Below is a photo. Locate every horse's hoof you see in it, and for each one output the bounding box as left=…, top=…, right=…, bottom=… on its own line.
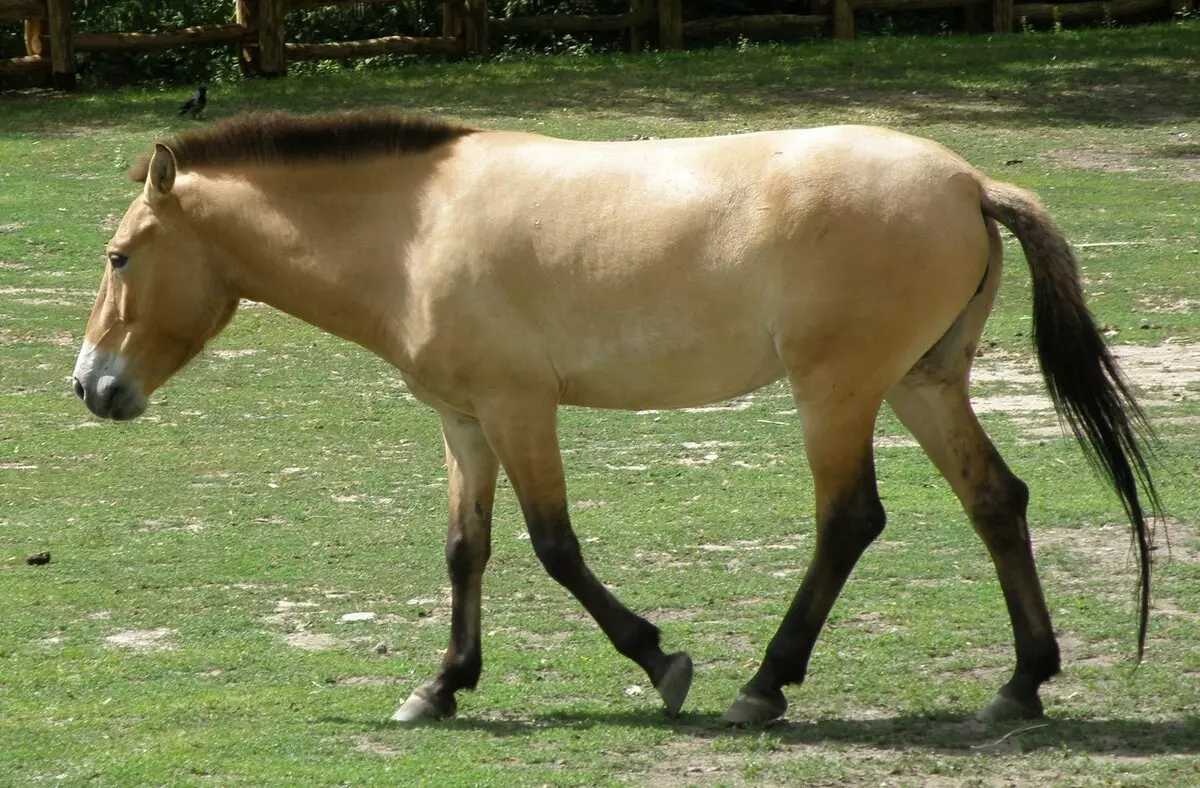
left=654, top=652, right=694, bottom=717
left=976, top=691, right=1043, bottom=723
left=723, top=689, right=787, bottom=725
left=391, top=689, right=455, bottom=723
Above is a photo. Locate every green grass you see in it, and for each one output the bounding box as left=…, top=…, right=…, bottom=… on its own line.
left=2, top=22, right=1199, bottom=786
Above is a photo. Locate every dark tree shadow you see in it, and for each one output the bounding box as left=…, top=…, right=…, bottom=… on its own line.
left=2, top=25, right=1197, bottom=134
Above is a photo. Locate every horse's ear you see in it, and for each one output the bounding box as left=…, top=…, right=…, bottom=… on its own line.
left=145, top=143, right=177, bottom=203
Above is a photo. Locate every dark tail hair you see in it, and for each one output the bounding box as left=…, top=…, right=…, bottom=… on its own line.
left=981, top=180, right=1162, bottom=660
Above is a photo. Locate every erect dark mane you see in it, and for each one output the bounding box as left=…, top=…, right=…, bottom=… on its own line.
left=128, top=110, right=478, bottom=182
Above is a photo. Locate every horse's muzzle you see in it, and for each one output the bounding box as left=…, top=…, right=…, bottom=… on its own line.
left=73, top=341, right=149, bottom=420
left=73, top=373, right=147, bottom=420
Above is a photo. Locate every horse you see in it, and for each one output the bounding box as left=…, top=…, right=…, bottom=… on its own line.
left=72, top=110, right=1160, bottom=725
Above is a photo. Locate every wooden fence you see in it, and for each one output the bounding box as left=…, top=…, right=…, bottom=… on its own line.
left=1, top=0, right=1189, bottom=89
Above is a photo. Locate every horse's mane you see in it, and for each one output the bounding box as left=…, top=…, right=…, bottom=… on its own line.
left=128, top=110, right=479, bottom=182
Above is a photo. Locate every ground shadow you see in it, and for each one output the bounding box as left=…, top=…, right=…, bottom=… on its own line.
left=319, top=709, right=1200, bottom=757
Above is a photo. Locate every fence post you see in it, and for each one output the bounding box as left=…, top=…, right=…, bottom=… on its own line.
left=464, top=0, right=487, bottom=57
left=23, top=15, right=45, bottom=57
left=629, top=0, right=654, bottom=52
left=833, top=0, right=854, bottom=39
left=962, top=1, right=983, bottom=32
left=236, top=0, right=261, bottom=76
left=45, top=0, right=74, bottom=89
left=443, top=0, right=464, bottom=38
left=992, top=0, right=1014, bottom=31
left=259, top=0, right=286, bottom=75
left=659, top=0, right=682, bottom=49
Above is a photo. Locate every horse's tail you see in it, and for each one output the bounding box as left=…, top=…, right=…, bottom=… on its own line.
left=980, top=179, right=1162, bottom=661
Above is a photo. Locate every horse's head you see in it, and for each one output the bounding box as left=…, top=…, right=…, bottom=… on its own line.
left=73, top=144, right=238, bottom=420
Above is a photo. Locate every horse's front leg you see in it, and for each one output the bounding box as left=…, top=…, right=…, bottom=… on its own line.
left=481, top=399, right=693, bottom=717
left=393, top=413, right=499, bottom=722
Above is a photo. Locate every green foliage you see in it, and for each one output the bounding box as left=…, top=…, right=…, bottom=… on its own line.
left=70, top=0, right=237, bottom=85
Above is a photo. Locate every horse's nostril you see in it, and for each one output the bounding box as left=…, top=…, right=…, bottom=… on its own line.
left=72, top=376, right=85, bottom=400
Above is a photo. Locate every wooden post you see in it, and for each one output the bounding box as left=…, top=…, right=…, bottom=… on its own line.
left=963, top=1, right=984, bottom=32
left=45, top=0, right=73, bottom=90
left=832, top=0, right=854, bottom=39
left=463, top=0, right=487, bottom=57
left=23, top=16, right=46, bottom=57
left=236, top=0, right=261, bottom=76
left=443, top=0, right=464, bottom=38
left=259, top=0, right=286, bottom=76
left=659, top=0, right=682, bottom=50
left=629, top=0, right=653, bottom=52
left=992, top=0, right=1014, bottom=31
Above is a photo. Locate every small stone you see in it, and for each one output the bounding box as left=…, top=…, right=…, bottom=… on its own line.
left=373, top=642, right=388, bottom=655
left=26, top=552, right=50, bottom=566
left=341, top=612, right=376, bottom=622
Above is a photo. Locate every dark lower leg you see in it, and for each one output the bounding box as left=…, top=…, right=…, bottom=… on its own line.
left=416, top=522, right=491, bottom=712
left=741, top=454, right=885, bottom=708
left=525, top=504, right=676, bottom=686
left=400, top=416, right=498, bottom=720
left=971, top=462, right=1060, bottom=714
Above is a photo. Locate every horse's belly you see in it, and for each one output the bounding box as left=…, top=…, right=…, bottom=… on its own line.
left=555, top=339, right=787, bottom=411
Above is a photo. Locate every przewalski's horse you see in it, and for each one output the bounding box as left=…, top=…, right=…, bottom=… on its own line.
left=73, top=111, right=1160, bottom=725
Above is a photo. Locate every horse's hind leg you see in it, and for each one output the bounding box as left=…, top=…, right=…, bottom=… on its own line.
left=726, top=398, right=886, bottom=724
left=887, top=365, right=1060, bottom=722
left=480, top=400, right=693, bottom=716
left=394, top=413, right=499, bottom=722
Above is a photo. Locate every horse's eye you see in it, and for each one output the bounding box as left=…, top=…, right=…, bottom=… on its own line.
left=108, top=252, right=129, bottom=270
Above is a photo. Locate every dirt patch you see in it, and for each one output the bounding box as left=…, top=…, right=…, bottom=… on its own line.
left=1136, top=295, right=1199, bottom=315
left=648, top=607, right=707, bottom=622
left=336, top=676, right=404, bottom=686
left=973, top=343, right=1200, bottom=395
left=1033, top=523, right=1134, bottom=576
left=262, top=598, right=323, bottom=625
left=1035, top=517, right=1197, bottom=575
left=1042, top=139, right=1200, bottom=181
left=961, top=344, right=1200, bottom=446
left=105, top=628, right=176, bottom=652
left=353, top=734, right=405, bottom=757
left=210, top=349, right=262, bottom=359
left=624, top=738, right=789, bottom=787
left=831, top=610, right=903, bottom=637
left=1152, top=597, right=1200, bottom=623
left=283, top=632, right=339, bottom=651
left=0, top=328, right=76, bottom=348
left=973, top=394, right=1054, bottom=414
left=1044, top=148, right=1141, bottom=174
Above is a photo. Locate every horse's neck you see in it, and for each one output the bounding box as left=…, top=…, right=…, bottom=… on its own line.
left=196, top=175, right=410, bottom=366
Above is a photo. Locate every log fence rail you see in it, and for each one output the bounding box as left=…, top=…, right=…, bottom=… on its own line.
left=1, top=0, right=1187, bottom=89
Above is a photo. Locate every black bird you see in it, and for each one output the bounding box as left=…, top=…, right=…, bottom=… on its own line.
left=179, top=86, right=207, bottom=119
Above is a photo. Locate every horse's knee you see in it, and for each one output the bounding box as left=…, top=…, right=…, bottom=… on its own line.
left=446, top=530, right=490, bottom=584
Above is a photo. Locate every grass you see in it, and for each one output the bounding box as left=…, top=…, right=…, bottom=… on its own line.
left=2, top=21, right=1199, bottom=786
